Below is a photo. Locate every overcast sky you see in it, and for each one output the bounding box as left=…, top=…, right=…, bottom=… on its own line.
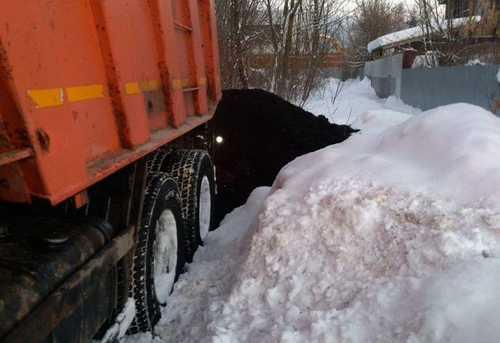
left=345, top=0, right=417, bottom=12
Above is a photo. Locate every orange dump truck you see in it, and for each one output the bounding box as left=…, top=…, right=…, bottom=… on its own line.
left=0, top=1, right=222, bottom=342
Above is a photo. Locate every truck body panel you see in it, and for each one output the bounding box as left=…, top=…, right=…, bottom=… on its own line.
left=0, top=0, right=221, bottom=205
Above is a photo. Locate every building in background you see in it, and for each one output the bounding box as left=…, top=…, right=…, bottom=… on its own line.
left=368, top=0, right=500, bottom=66
left=440, top=0, right=499, bottom=36
left=367, top=17, right=481, bottom=63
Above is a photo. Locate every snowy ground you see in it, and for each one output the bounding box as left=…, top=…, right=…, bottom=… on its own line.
left=303, top=78, right=420, bottom=127
left=126, top=79, right=500, bottom=342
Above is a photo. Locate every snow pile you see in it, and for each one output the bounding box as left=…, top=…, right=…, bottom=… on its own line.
left=367, top=17, right=480, bottom=53
left=196, top=103, right=500, bottom=342
left=284, top=103, right=500, bottom=209
left=350, top=109, right=415, bottom=134
left=305, top=78, right=419, bottom=127
left=208, top=182, right=500, bottom=342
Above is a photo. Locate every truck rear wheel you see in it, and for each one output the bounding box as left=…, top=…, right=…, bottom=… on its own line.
left=162, top=150, right=216, bottom=261
left=128, top=173, right=186, bottom=333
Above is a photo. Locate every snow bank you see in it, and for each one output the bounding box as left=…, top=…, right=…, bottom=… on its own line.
left=210, top=182, right=500, bottom=342
left=202, top=103, right=500, bottom=342
left=304, top=78, right=419, bottom=127
left=283, top=103, right=500, bottom=209
left=367, top=17, right=480, bottom=53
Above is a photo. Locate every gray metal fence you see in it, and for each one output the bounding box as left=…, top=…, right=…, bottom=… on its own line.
left=364, top=55, right=500, bottom=114
left=401, top=65, right=500, bottom=113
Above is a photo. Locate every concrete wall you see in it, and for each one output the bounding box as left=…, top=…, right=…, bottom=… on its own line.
left=401, top=65, right=500, bottom=113
left=364, top=54, right=403, bottom=98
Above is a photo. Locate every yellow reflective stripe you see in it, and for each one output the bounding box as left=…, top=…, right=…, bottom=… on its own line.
left=172, top=79, right=183, bottom=90
left=28, top=79, right=168, bottom=108
left=126, top=80, right=162, bottom=95
left=172, top=78, right=194, bottom=90
left=139, top=80, right=161, bottom=92
left=27, top=88, right=64, bottom=108
left=66, top=84, right=104, bottom=102
left=28, top=84, right=105, bottom=108
left=125, top=82, right=141, bottom=95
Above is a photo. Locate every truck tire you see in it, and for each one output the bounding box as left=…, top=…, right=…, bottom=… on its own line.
left=128, top=173, right=186, bottom=333
left=146, top=148, right=171, bottom=175
left=162, top=150, right=216, bottom=261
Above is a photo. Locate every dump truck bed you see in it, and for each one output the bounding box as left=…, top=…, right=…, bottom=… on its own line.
left=0, top=0, right=221, bottom=205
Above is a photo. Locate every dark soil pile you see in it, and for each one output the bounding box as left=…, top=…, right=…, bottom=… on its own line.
left=212, top=88, right=358, bottom=225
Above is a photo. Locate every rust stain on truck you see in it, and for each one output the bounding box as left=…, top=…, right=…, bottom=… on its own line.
left=0, top=44, right=13, bottom=81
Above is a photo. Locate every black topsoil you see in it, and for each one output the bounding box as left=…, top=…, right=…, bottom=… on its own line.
left=212, top=88, right=358, bottom=225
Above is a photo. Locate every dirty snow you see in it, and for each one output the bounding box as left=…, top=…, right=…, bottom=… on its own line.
left=126, top=80, right=500, bottom=343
